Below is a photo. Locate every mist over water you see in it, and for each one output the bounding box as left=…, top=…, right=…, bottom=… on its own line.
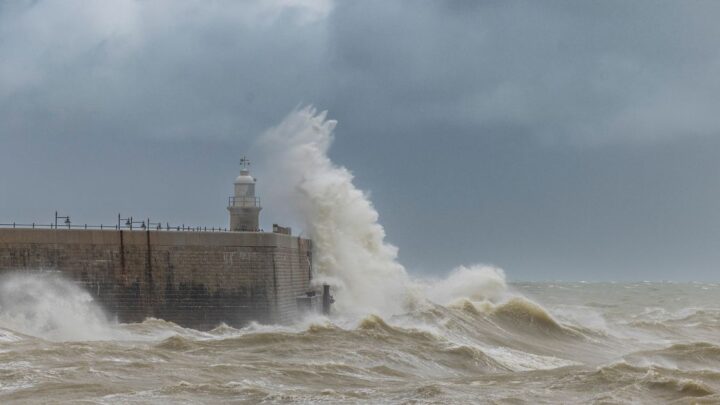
left=1, top=109, right=719, bottom=403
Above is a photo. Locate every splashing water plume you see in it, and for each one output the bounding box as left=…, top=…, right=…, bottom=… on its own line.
left=257, top=107, right=411, bottom=314
left=0, top=272, right=119, bottom=341
left=257, top=107, right=509, bottom=315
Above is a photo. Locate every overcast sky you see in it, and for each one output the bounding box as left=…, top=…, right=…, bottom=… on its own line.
left=1, top=0, right=720, bottom=281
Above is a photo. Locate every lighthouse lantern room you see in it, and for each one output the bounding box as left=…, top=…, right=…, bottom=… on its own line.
left=228, top=156, right=262, bottom=231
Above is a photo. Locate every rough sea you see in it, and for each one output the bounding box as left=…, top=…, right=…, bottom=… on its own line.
left=1, top=278, right=719, bottom=404
left=3, top=109, right=717, bottom=404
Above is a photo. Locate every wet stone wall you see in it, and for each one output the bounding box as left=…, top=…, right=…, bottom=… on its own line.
left=0, top=229, right=313, bottom=329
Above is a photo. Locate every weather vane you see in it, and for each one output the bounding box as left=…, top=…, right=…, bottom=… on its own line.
left=240, top=156, right=251, bottom=169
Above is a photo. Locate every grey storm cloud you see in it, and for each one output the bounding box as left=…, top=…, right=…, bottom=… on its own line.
left=326, top=1, right=720, bottom=143
left=0, top=0, right=332, bottom=140
left=2, top=0, right=720, bottom=144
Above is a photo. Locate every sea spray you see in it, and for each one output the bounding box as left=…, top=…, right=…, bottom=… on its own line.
left=423, top=264, right=508, bottom=305
left=0, top=272, right=119, bottom=341
left=256, top=107, right=512, bottom=314
left=256, top=107, right=411, bottom=315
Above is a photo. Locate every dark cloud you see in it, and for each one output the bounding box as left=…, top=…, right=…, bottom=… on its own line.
left=0, top=0, right=330, bottom=140
left=3, top=1, right=719, bottom=143
left=325, top=1, right=720, bottom=143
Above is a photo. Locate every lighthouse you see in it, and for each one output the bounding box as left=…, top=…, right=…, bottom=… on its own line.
left=228, top=156, right=262, bottom=231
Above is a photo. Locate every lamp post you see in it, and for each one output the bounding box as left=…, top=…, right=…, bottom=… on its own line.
left=145, top=218, right=162, bottom=230
left=118, top=214, right=132, bottom=230
left=55, top=211, right=71, bottom=229
left=120, top=214, right=146, bottom=230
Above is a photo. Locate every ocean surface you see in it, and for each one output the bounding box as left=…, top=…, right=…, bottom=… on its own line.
left=1, top=279, right=718, bottom=404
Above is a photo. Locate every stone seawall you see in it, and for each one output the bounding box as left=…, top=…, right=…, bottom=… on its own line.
left=0, top=229, right=313, bottom=329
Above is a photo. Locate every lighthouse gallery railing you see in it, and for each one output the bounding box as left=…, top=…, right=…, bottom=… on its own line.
left=228, top=196, right=260, bottom=207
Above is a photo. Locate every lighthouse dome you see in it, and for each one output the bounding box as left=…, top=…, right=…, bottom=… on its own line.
left=234, top=169, right=255, bottom=184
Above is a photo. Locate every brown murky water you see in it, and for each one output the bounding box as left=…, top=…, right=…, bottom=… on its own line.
left=1, top=276, right=719, bottom=404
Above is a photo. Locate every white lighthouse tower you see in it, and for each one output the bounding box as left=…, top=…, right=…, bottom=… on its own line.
left=228, top=156, right=262, bottom=231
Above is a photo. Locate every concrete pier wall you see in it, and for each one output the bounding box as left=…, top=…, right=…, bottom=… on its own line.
left=0, top=229, right=313, bottom=329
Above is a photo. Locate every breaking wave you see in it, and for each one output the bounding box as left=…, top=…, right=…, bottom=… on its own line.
left=1, top=277, right=719, bottom=403
left=257, top=107, right=513, bottom=316
left=4, top=280, right=718, bottom=403
left=0, top=272, right=120, bottom=341
left=256, top=107, right=411, bottom=315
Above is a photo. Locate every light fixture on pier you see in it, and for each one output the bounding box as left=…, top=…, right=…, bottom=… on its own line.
left=55, top=211, right=71, bottom=229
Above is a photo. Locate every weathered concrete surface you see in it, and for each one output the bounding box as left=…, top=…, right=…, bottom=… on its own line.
left=0, top=229, right=313, bottom=329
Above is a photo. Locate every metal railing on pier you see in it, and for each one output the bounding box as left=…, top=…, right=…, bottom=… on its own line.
left=0, top=222, right=229, bottom=232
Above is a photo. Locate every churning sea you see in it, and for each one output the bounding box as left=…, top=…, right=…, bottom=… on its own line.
left=0, top=277, right=718, bottom=404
